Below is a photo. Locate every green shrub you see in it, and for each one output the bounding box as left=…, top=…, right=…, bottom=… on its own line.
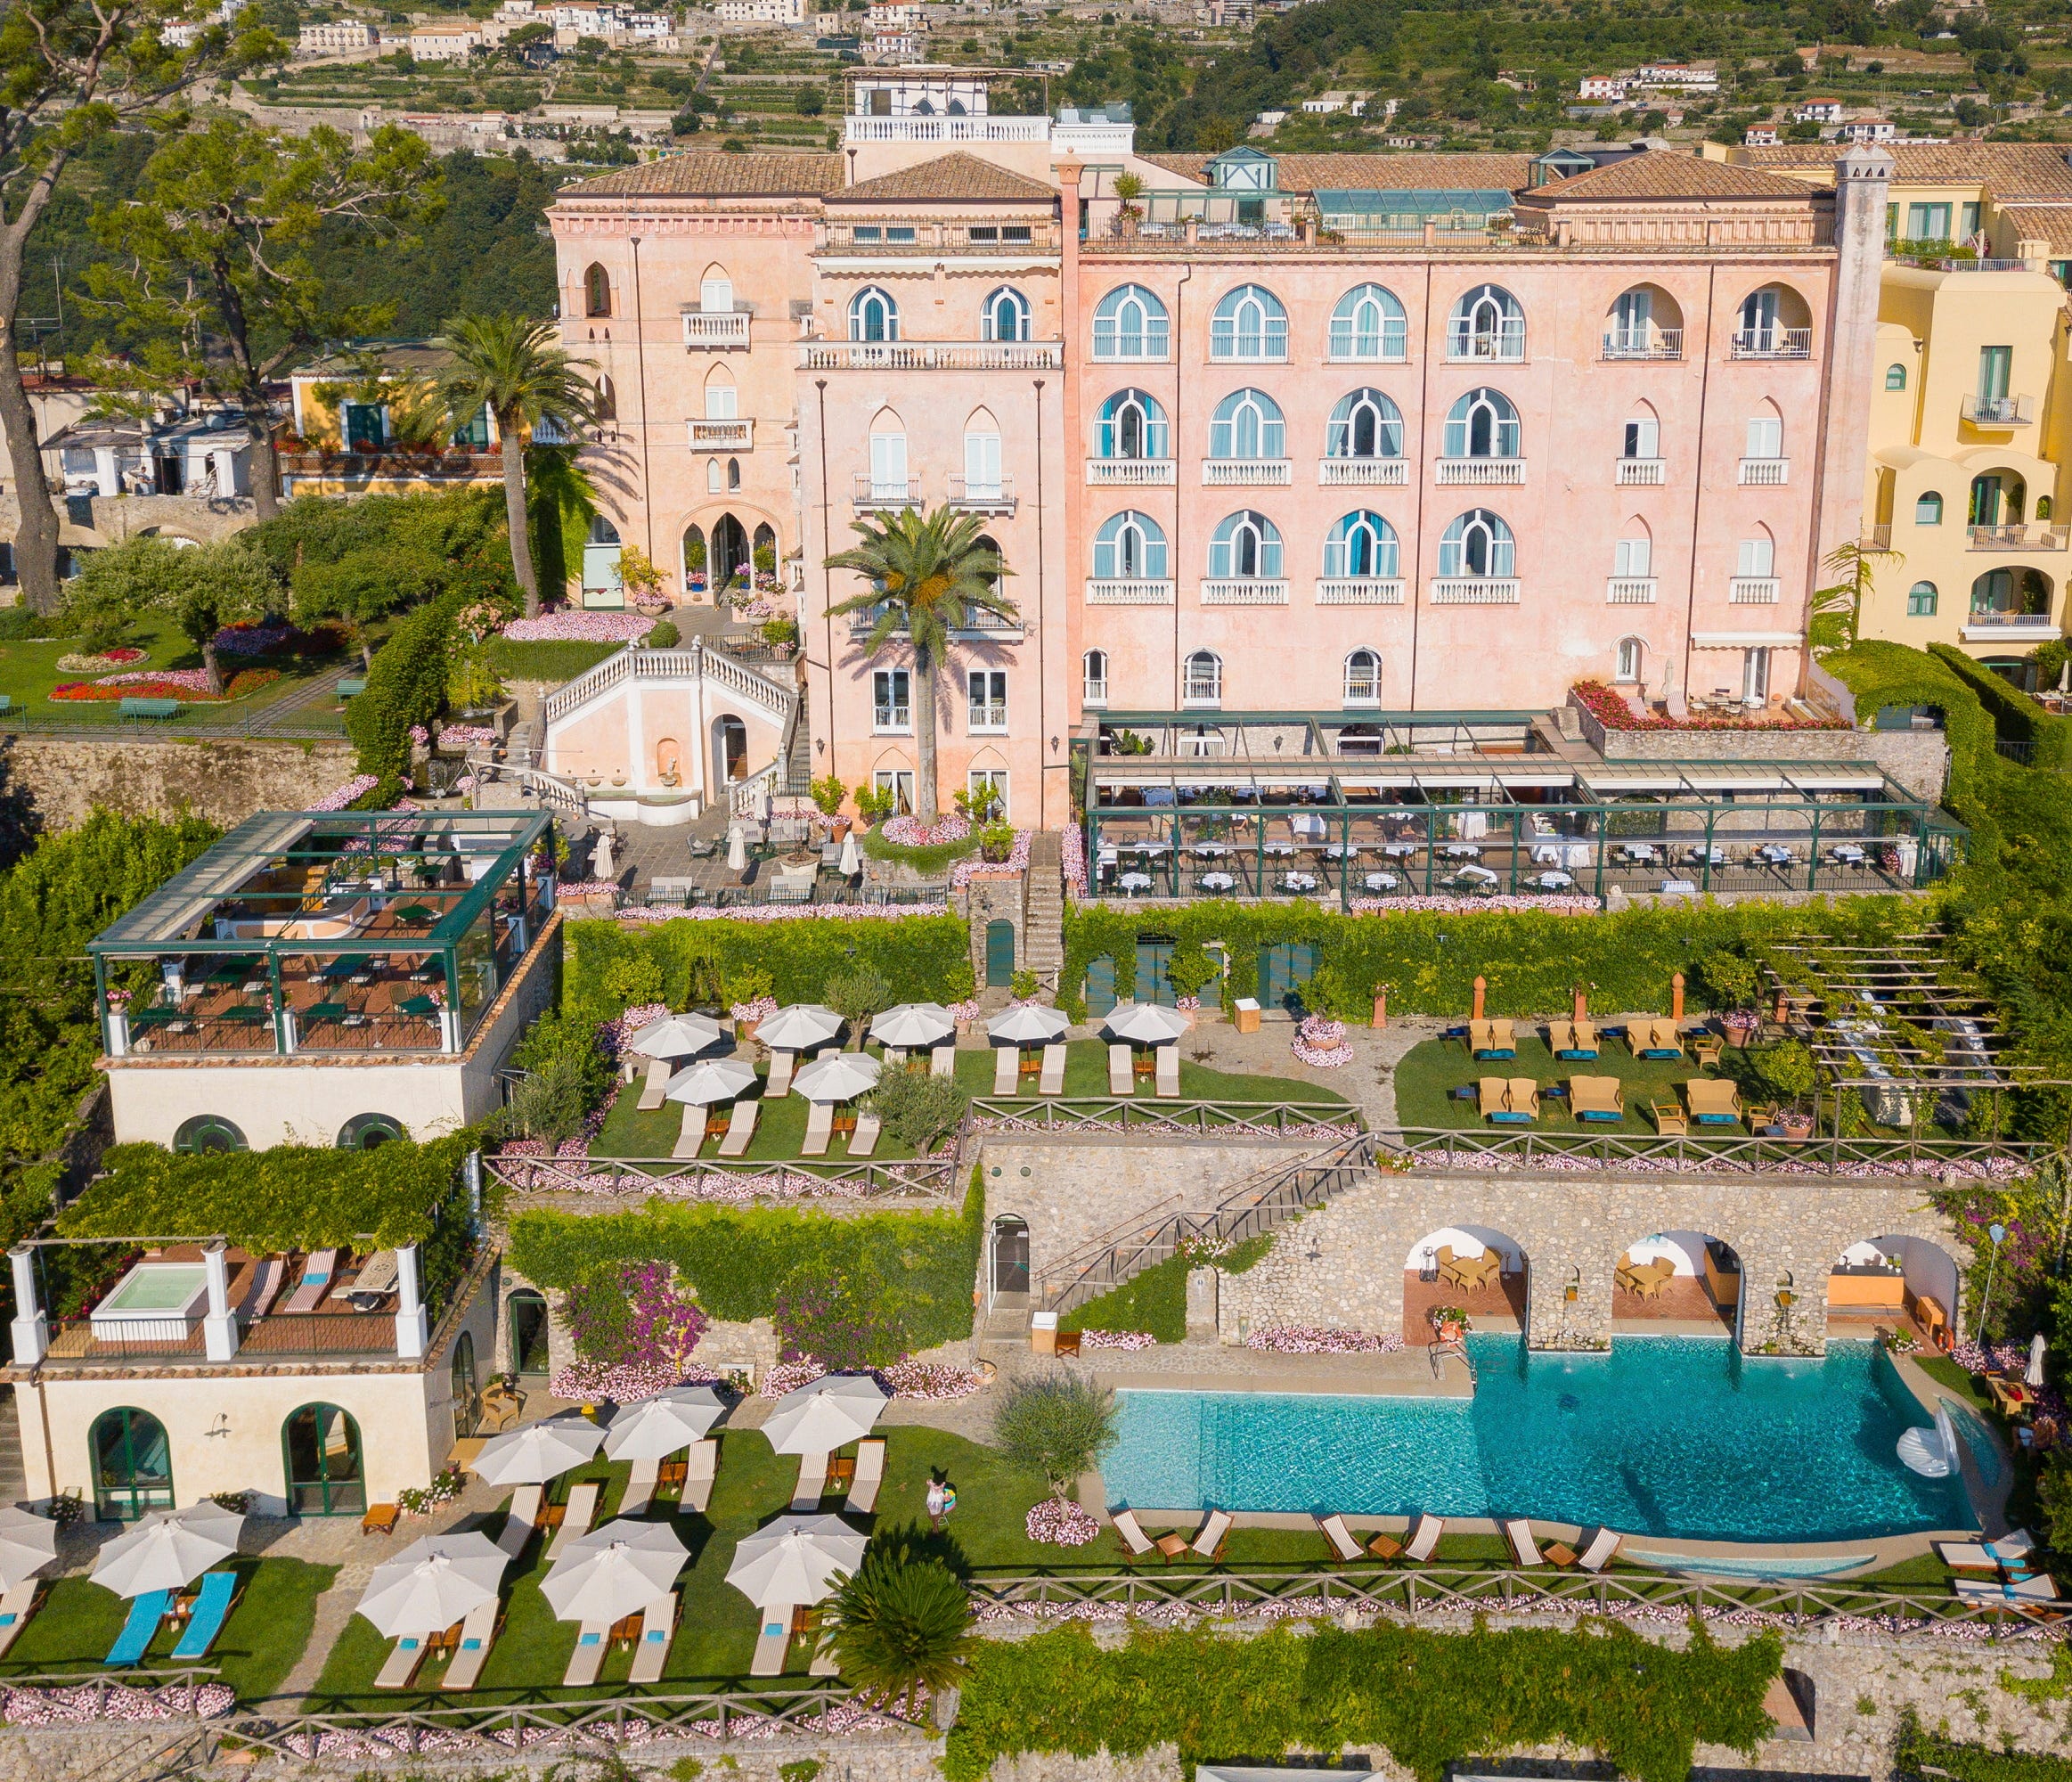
left=1897, top=1710, right=2072, bottom=1782
left=496, top=1047, right=594, bottom=1147
left=824, top=964, right=893, bottom=1024
left=809, top=774, right=847, bottom=816
left=647, top=617, right=681, bottom=649
left=1929, top=643, right=2072, bottom=769
left=991, top=1374, right=1117, bottom=1497
left=869, top=1068, right=967, bottom=1152
left=860, top=826, right=978, bottom=877
left=347, top=590, right=468, bottom=794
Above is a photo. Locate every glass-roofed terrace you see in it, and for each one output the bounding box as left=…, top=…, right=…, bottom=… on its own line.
left=88, top=809, right=554, bottom=1059
left=1082, top=713, right=1962, bottom=907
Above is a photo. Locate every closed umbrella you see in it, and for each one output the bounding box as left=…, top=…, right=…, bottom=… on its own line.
left=724, top=1514, right=868, bottom=1610
left=757, top=1004, right=844, bottom=1052
left=471, top=1412, right=606, bottom=1485
left=987, top=1003, right=1069, bottom=1046
left=0, top=1508, right=56, bottom=1593
left=838, top=830, right=861, bottom=877
left=726, top=825, right=746, bottom=872
left=628, top=1013, right=724, bottom=1061
left=1101, top=1001, right=1191, bottom=1046
left=663, top=1056, right=759, bottom=1106
left=761, top=1373, right=888, bottom=1454
left=604, top=1385, right=730, bottom=1460
left=356, top=1533, right=507, bottom=1637
left=542, top=1519, right=687, bottom=1623
left=2030, top=1333, right=2049, bottom=1389
left=92, top=1502, right=243, bottom=1598
left=794, top=1051, right=882, bottom=1104
left=870, top=1002, right=955, bottom=1050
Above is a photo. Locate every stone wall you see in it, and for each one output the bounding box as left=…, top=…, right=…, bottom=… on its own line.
left=0, top=734, right=358, bottom=830
left=961, top=871, right=1026, bottom=986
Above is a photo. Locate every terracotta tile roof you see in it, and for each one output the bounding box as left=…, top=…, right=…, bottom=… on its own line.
left=829, top=151, right=1056, bottom=203
left=1523, top=152, right=1818, bottom=202
left=1735, top=142, right=2072, bottom=196
left=556, top=152, right=845, bottom=198
left=1136, top=151, right=1537, bottom=192
left=1994, top=202, right=2072, bottom=253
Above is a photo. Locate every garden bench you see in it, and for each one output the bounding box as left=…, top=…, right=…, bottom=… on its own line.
left=118, top=697, right=182, bottom=722
left=335, top=677, right=366, bottom=698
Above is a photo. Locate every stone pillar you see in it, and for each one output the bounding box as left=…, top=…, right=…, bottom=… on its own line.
left=202, top=1241, right=240, bottom=1362
left=395, top=1243, right=429, bottom=1361
left=8, top=1247, right=45, bottom=1367
left=1186, top=1266, right=1220, bottom=1342
left=1732, top=1237, right=1831, bottom=1356
left=1811, top=145, right=1895, bottom=599
left=1524, top=1247, right=1612, bottom=1352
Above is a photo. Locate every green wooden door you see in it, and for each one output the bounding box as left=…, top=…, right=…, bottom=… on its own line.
left=1259, top=941, right=1319, bottom=1014
left=984, top=920, right=1016, bottom=987
left=1083, top=956, right=1118, bottom=1017
left=1134, top=937, right=1177, bottom=1006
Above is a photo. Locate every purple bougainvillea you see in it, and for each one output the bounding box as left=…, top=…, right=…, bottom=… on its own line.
left=566, top=1260, right=709, bottom=1370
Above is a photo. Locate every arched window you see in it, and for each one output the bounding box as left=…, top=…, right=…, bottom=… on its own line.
left=699, top=265, right=733, bottom=314
left=868, top=408, right=908, bottom=503
left=1908, top=580, right=1939, bottom=617
left=175, top=1115, right=246, bottom=1155
left=1324, top=511, right=1399, bottom=578
left=1093, top=510, right=1167, bottom=579
left=1083, top=649, right=1109, bottom=706
left=1745, top=407, right=1783, bottom=461
left=584, top=262, right=610, bottom=317
left=850, top=286, right=899, bottom=342
left=337, top=1113, right=404, bottom=1150
left=1326, top=389, right=1403, bottom=459
left=727, top=457, right=741, bottom=491
left=1737, top=531, right=1776, bottom=578
left=452, top=1330, right=480, bottom=1439
left=1209, top=283, right=1288, bottom=360
left=1733, top=283, right=1810, bottom=355
left=1970, top=471, right=2024, bottom=527
left=703, top=367, right=737, bottom=420
left=1438, top=509, right=1515, bottom=578
left=1886, top=362, right=1909, bottom=391
left=962, top=406, right=1003, bottom=502
left=1183, top=650, right=1223, bottom=705
left=1208, top=388, right=1285, bottom=461
left=1092, top=284, right=1169, bottom=359
left=507, top=1287, right=551, bottom=1377
left=981, top=286, right=1031, bottom=342
left=1096, top=388, right=1168, bottom=460
left=1343, top=648, right=1382, bottom=705
left=91, top=1407, right=173, bottom=1520
left=1207, top=510, right=1282, bottom=579
left=1917, top=491, right=1944, bottom=525
left=1442, top=388, right=1521, bottom=460
left=1447, top=283, right=1524, bottom=361
left=1615, top=636, right=1644, bottom=683
left=594, top=374, right=616, bottom=422
left=1328, top=283, right=1407, bottom=360
left=283, top=1403, right=365, bottom=1516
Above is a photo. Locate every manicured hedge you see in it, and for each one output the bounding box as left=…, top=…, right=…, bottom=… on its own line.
left=347, top=590, right=467, bottom=797
left=946, top=1619, right=1782, bottom=1782
left=1929, top=643, right=2072, bottom=770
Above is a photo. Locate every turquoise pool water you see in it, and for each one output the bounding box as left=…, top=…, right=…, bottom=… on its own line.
left=1105, top=1336, right=1975, bottom=1543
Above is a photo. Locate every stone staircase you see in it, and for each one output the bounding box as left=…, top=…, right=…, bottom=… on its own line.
left=781, top=698, right=812, bottom=797
left=1024, top=829, right=1065, bottom=985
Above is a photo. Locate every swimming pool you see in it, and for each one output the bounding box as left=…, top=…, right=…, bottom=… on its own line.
left=1105, top=1336, right=1975, bottom=1544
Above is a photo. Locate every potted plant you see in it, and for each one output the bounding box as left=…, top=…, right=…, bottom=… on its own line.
left=1113, top=172, right=1144, bottom=233
left=1721, top=1008, right=1760, bottom=1047
left=1430, top=1305, right=1470, bottom=1344
left=1758, top=1040, right=1818, bottom=1140
left=684, top=532, right=707, bottom=594
left=811, top=773, right=850, bottom=836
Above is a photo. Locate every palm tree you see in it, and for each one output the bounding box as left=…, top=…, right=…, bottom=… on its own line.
left=437, top=314, right=598, bottom=617
left=820, top=1546, right=977, bottom=1717
left=825, top=507, right=1016, bottom=822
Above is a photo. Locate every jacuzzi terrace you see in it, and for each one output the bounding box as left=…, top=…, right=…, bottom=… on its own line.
left=87, top=810, right=555, bottom=1059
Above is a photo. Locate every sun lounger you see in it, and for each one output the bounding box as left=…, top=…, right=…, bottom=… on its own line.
left=1577, top=1527, right=1624, bottom=1573
left=169, top=1569, right=238, bottom=1661
left=548, top=1481, right=600, bottom=1559
left=751, top=1607, right=792, bottom=1676
left=1955, top=1572, right=2064, bottom=1611
left=622, top=1456, right=661, bottom=1516
left=1650, top=1099, right=1688, bottom=1138
left=1470, top=1018, right=1516, bottom=1059
left=809, top=1614, right=840, bottom=1676
left=1191, top=1508, right=1233, bottom=1560
left=1040, top=1042, right=1066, bottom=1094
left=636, top=1056, right=673, bottom=1111
left=802, top=1101, right=833, bottom=1157
left=1112, top=1508, right=1159, bottom=1557
left=281, top=1248, right=339, bottom=1314
left=1939, top=1529, right=2039, bottom=1572
left=564, top=1621, right=611, bottom=1688
left=767, top=1050, right=795, bottom=1097
left=791, top=1451, right=830, bottom=1510
left=681, top=1437, right=717, bottom=1513
left=104, top=1589, right=170, bottom=1666
left=1317, top=1513, right=1366, bottom=1563
left=846, top=1436, right=885, bottom=1513
left=994, top=1048, right=1019, bottom=1094
left=496, top=1484, right=543, bottom=1557
left=629, top=1591, right=675, bottom=1684
left=1155, top=1046, right=1179, bottom=1098
left=1638, top=1018, right=1682, bottom=1059
left=1403, top=1514, right=1443, bottom=1561
left=672, top=1104, right=706, bottom=1159
left=717, top=1098, right=759, bottom=1157
left=847, top=1112, right=880, bottom=1157
left=1502, top=1518, right=1544, bottom=1566
left=882, top=1045, right=907, bottom=1071
left=0, top=1582, right=37, bottom=1658
left=238, top=1256, right=285, bottom=1320
left=442, top=1598, right=498, bottom=1690
left=1570, top=1075, right=1624, bottom=1123
left=931, top=1042, right=955, bottom=1078
left=375, top=1629, right=431, bottom=1689
left=1109, top=1042, right=1134, bottom=1096
left=1685, top=1077, right=1742, bottom=1125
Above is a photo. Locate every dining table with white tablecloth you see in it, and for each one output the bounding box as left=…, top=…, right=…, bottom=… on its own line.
left=1362, top=871, right=1399, bottom=893
left=1118, top=871, right=1152, bottom=894
left=1199, top=871, right=1236, bottom=894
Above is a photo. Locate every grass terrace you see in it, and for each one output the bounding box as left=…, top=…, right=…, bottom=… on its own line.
left=1395, top=1029, right=1757, bottom=1137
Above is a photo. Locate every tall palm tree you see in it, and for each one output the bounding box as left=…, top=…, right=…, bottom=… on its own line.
left=438, top=313, right=598, bottom=617
left=826, top=507, right=1016, bottom=822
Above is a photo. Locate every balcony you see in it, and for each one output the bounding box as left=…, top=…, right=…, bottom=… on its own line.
left=1963, top=610, right=2061, bottom=642
left=1203, top=459, right=1291, bottom=486
left=820, top=219, right=1057, bottom=254
left=842, top=114, right=1051, bottom=144
left=1086, top=579, right=1174, bottom=605
left=1319, top=458, right=1408, bottom=486
left=801, top=341, right=1063, bottom=372
left=852, top=475, right=920, bottom=511
left=1606, top=577, right=1659, bottom=604
left=948, top=475, right=1016, bottom=514
left=1616, top=458, right=1666, bottom=486
left=1738, top=458, right=1790, bottom=486
left=1087, top=458, right=1175, bottom=486
left=1729, top=328, right=1812, bottom=359
left=1969, top=523, right=2070, bottom=552
left=1429, top=578, right=1520, bottom=604
left=1316, top=577, right=1405, bottom=604
left=1602, top=329, right=1683, bottom=361
left=1962, top=393, right=2034, bottom=429
left=1729, top=577, right=1781, bottom=604
left=682, top=310, right=751, bottom=349
left=1444, top=324, right=1526, bottom=364
left=1201, top=578, right=1289, bottom=605
left=688, top=419, right=754, bottom=451
left=1436, top=457, right=1525, bottom=486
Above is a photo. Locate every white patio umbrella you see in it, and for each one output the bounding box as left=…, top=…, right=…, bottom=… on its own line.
left=0, top=1508, right=56, bottom=1593
left=593, top=830, right=616, bottom=884
left=987, top=1003, right=1069, bottom=1046
left=761, top=1373, right=889, bottom=1454
left=757, top=1003, right=844, bottom=1052
left=837, top=830, right=862, bottom=877
left=870, top=1002, right=955, bottom=1050
left=471, top=1411, right=607, bottom=1485
left=726, top=825, right=747, bottom=872
left=1101, top=1001, right=1191, bottom=1046
left=794, top=1051, right=883, bottom=1104
left=91, top=1502, right=243, bottom=1598
left=723, top=1514, right=869, bottom=1610
left=542, top=1519, right=687, bottom=1624
left=2030, top=1332, right=2049, bottom=1389
left=356, top=1533, right=507, bottom=1637
left=663, top=1056, right=760, bottom=1106
left=628, top=1012, right=725, bottom=1061
left=604, top=1385, right=730, bottom=1460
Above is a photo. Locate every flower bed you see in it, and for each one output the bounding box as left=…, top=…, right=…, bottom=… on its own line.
left=212, top=620, right=344, bottom=658
left=1026, top=1497, right=1101, bottom=1547
left=879, top=811, right=970, bottom=848
left=436, top=723, right=498, bottom=748
left=549, top=1359, right=722, bottom=1403
left=1245, top=1324, right=1403, bottom=1355
left=502, top=610, right=654, bottom=643
left=1293, top=1013, right=1354, bottom=1068
left=603, top=902, right=951, bottom=927
left=762, top=1358, right=827, bottom=1397
left=51, top=667, right=280, bottom=703
left=952, top=826, right=1032, bottom=888
left=1077, top=1329, right=1157, bottom=1351
left=1349, top=895, right=1603, bottom=917
left=1062, top=823, right=1089, bottom=896
left=1, top=1681, right=236, bottom=1726
left=878, top=1357, right=985, bottom=1399
left=54, top=647, right=145, bottom=673
left=1572, top=680, right=1846, bottom=734
left=310, top=775, right=379, bottom=812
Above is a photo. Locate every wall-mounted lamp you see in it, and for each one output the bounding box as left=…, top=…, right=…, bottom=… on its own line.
left=1774, top=1271, right=1796, bottom=1312
left=206, top=1413, right=232, bottom=1440
left=1563, top=1265, right=1580, bottom=1304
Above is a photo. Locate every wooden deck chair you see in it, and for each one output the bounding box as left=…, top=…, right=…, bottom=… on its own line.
left=1111, top=1508, right=1159, bottom=1558
left=1191, top=1508, right=1234, bottom=1560
left=1403, top=1514, right=1444, bottom=1562
left=628, top=1591, right=675, bottom=1685
left=548, top=1481, right=600, bottom=1559
left=1503, top=1518, right=1544, bottom=1566
left=846, top=1436, right=885, bottom=1513
left=681, top=1438, right=717, bottom=1514
left=564, top=1620, right=611, bottom=1688
left=1546, top=1019, right=1576, bottom=1056
left=1639, top=1018, right=1683, bottom=1059
left=1154, top=1045, right=1180, bottom=1098
left=930, top=1043, right=955, bottom=1077
left=1108, top=1042, right=1134, bottom=1096
left=767, top=1050, right=795, bottom=1097
left=495, top=1484, right=543, bottom=1557
left=993, top=1048, right=1019, bottom=1095
left=375, top=1630, right=432, bottom=1689
left=1472, top=1018, right=1515, bottom=1059
left=442, top=1598, right=498, bottom=1691
left=802, top=1101, right=834, bottom=1157
left=808, top=1609, right=840, bottom=1676
left=0, top=1582, right=37, bottom=1658
left=790, top=1451, right=830, bottom=1511
left=847, top=1112, right=880, bottom=1157
left=1317, top=1513, right=1365, bottom=1564
left=1569, top=1018, right=1601, bottom=1058
left=1649, top=1098, right=1688, bottom=1138
left=717, top=1099, right=759, bottom=1157
left=636, top=1057, right=673, bottom=1111
left=1040, top=1042, right=1066, bottom=1094
left=1576, top=1527, right=1623, bottom=1573
left=621, top=1457, right=661, bottom=1516
left=1685, top=1077, right=1742, bottom=1125
left=1570, top=1075, right=1624, bottom=1123
left=671, top=1103, right=705, bottom=1160
left=1468, top=1018, right=1497, bottom=1056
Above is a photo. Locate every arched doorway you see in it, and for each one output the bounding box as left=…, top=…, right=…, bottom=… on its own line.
left=1613, top=1230, right=1740, bottom=1334
left=751, top=521, right=777, bottom=582
left=991, top=1216, right=1030, bottom=1297
left=452, top=1330, right=481, bottom=1438
left=711, top=514, right=750, bottom=593
left=1828, top=1233, right=1960, bottom=1350
left=712, top=715, right=747, bottom=787
left=91, top=1406, right=174, bottom=1520
left=282, top=1403, right=366, bottom=1516
left=1403, top=1226, right=1527, bottom=1345
left=682, top=522, right=708, bottom=598
left=984, top=919, right=1016, bottom=987
left=508, top=1287, right=551, bottom=1379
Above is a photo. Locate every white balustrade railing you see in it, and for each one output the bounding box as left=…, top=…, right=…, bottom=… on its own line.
left=682, top=311, right=751, bottom=347
left=1616, top=458, right=1666, bottom=486
left=1737, top=457, right=1790, bottom=486
left=1200, top=578, right=1289, bottom=605
left=1319, top=458, right=1408, bottom=486
left=1429, top=577, right=1521, bottom=604
left=1435, top=458, right=1526, bottom=486
left=1087, top=458, right=1175, bottom=485
left=1202, top=459, right=1292, bottom=486
left=1728, top=577, right=1781, bottom=605
left=1606, top=577, right=1658, bottom=604
left=1086, top=579, right=1174, bottom=605
left=1316, top=578, right=1405, bottom=604
left=800, top=341, right=1063, bottom=372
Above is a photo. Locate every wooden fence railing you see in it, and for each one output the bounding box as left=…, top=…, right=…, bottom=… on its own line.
left=484, top=1154, right=960, bottom=1200
left=1374, top=1125, right=2052, bottom=1177
left=967, top=1097, right=1361, bottom=1139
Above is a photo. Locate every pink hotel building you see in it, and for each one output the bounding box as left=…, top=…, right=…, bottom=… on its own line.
left=544, top=82, right=1892, bottom=831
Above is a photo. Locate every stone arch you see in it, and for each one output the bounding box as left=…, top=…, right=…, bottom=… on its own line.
left=1613, top=1228, right=1740, bottom=1335
left=712, top=713, right=748, bottom=787
left=1402, top=1223, right=1527, bottom=1345
left=711, top=512, right=751, bottom=590
left=1827, top=1231, right=1962, bottom=1351
left=991, top=1214, right=1030, bottom=1297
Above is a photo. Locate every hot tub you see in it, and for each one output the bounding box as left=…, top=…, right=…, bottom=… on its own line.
left=90, top=1262, right=210, bottom=1344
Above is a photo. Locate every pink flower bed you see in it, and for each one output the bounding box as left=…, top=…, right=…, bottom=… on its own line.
left=94, top=666, right=215, bottom=691
left=501, top=610, right=655, bottom=642
left=1350, top=895, right=1603, bottom=916
left=730, top=993, right=779, bottom=1026
left=1572, top=680, right=1846, bottom=733
left=1293, top=1013, right=1354, bottom=1068
left=438, top=723, right=498, bottom=747
left=878, top=811, right=970, bottom=848
left=1078, top=1329, right=1156, bottom=1350
left=1061, top=822, right=1088, bottom=896
left=952, top=826, right=1032, bottom=888
left=3, top=1681, right=235, bottom=1725
left=1026, top=1497, right=1101, bottom=1547
left=602, top=902, right=950, bottom=926
left=310, top=774, right=379, bottom=812
left=946, top=997, right=983, bottom=1024
left=762, top=1358, right=828, bottom=1396
left=878, top=1358, right=984, bottom=1400
left=550, top=1360, right=722, bottom=1403
left=1245, top=1325, right=1403, bottom=1355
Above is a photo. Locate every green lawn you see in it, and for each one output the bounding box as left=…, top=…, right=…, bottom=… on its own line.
left=1393, top=1033, right=1742, bottom=1137
left=0, top=614, right=347, bottom=727
left=485, top=638, right=622, bottom=683
left=0, top=1556, right=333, bottom=1699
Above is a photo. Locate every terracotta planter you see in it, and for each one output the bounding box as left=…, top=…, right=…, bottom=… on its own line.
left=738, top=1018, right=760, bottom=1045
left=1780, top=1115, right=1814, bottom=1141
left=1438, top=1320, right=1464, bottom=1344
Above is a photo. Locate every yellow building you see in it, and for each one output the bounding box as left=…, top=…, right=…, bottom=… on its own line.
left=281, top=341, right=511, bottom=500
